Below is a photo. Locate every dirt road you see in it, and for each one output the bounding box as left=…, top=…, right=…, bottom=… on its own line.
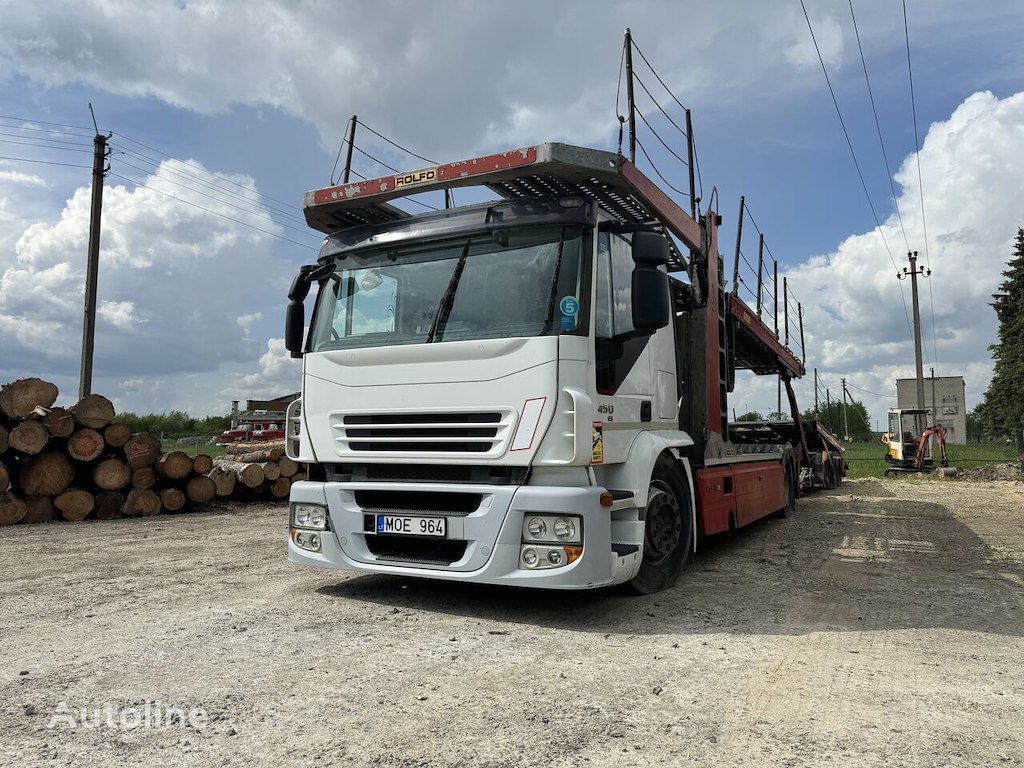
left=1, top=477, right=1022, bottom=767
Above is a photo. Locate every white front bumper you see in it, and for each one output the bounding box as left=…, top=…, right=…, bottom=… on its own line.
left=287, top=480, right=640, bottom=589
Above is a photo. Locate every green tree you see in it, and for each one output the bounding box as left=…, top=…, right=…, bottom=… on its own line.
left=802, top=400, right=872, bottom=440
left=736, top=410, right=764, bottom=422
left=979, top=228, right=1024, bottom=432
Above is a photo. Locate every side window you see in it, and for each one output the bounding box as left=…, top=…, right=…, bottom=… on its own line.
left=595, top=231, right=635, bottom=339
left=332, top=270, right=398, bottom=337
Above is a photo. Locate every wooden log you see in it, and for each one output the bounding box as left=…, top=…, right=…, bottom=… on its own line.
left=0, top=460, right=9, bottom=493
left=94, top=491, right=125, bottom=520
left=0, top=423, right=7, bottom=454
left=131, top=467, right=157, bottom=490
left=213, top=458, right=264, bottom=488
left=55, top=488, right=95, bottom=521
left=23, top=495, right=56, bottom=524
left=93, top=457, right=132, bottom=491
left=208, top=465, right=237, bottom=497
left=156, top=451, right=194, bottom=481
left=42, top=407, right=75, bottom=438
left=103, top=422, right=131, bottom=448
left=259, top=461, right=281, bottom=481
left=276, top=456, right=299, bottom=478
left=123, top=432, right=162, bottom=470
left=185, top=475, right=216, bottom=504
left=20, top=452, right=74, bottom=496
left=0, top=378, right=59, bottom=420
left=269, top=476, right=291, bottom=499
left=67, top=428, right=105, bottom=462
left=123, top=488, right=160, bottom=517
left=192, top=453, right=214, bottom=475
left=9, top=420, right=48, bottom=455
left=238, top=447, right=283, bottom=463
left=71, top=394, right=115, bottom=429
left=0, top=491, right=27, bottom=525
left=159, top=487, right=187, bottom=513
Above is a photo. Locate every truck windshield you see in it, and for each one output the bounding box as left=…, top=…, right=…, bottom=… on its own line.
left=309, top=225, right=583, bottom=351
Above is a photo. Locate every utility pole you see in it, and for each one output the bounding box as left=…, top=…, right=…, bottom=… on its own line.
left=814, top=368, right=819, bottom=416
left=898, top=251, right=930, bottom=410
left=825, top=388, right=832, bottom=432
left=930, top=367, right=937, bottom=424
left=79, top=104, right=110, bottom=400
left=841, top=377, right=849, bottom=442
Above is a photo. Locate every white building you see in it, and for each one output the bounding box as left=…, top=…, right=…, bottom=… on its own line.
left=895, top=376, right=967, bottom=444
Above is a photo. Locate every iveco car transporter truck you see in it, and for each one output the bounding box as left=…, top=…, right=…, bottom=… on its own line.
left=283, top=142, right=811, bottom=593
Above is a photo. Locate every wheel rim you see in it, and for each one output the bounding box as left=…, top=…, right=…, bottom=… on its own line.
left=644, top=481, right=682, bottom=566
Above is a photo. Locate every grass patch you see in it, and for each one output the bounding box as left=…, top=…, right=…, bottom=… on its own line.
left=841, top=440, right=1019, bottom=479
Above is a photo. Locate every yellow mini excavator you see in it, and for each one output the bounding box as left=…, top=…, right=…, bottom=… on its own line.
left=881, top=408, right=957, bottom=477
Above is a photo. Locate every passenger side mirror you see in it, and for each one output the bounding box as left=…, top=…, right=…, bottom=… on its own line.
left=631, top=231, right=670, bottom=332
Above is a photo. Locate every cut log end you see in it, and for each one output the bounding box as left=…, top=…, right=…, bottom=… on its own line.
left=20, top=452, right=75, bottom=497
left=71, top=394, right=116, bottom=429
left=0, top=491, right=28, bottom=525
left=68, top=428, right=105, bottom=462
left=55, top=488, right=95, bottom=521
left=0, top=378, right=59, bottom=420
left=9, top=420, right=48, bottom=455
left=156, top=451, right=194, bottom=481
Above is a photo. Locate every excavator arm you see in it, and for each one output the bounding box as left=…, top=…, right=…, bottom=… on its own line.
left=914, top=424, right=950, bottom=469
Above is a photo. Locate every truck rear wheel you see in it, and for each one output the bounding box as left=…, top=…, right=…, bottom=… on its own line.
left=628, top=455, right=693, bottom=595
left=776, top=447, right=797, bottom=518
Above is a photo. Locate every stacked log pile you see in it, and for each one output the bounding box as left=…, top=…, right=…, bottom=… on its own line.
left=0, top=378, right=304, bottom=525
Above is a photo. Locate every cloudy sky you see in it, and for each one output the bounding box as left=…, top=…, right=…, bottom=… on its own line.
left=1, top=0, right=1022, bottom=429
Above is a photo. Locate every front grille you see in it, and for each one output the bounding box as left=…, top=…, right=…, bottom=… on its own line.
left=355, top=490, right=482, bottom=515
left=333, top=410, right=515, bottom=456
left=326, top=464, right=529, bottom=485
left=365, top=534, right=468, bottom=565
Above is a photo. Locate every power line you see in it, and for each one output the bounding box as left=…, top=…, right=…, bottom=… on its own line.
left=107, top=171, right=319, bottom=251
left=0, top=137, right=93, bottom=154
left=0, top=155, right=92, bottom=169
left=903, top=0, right=939, bottom=373
left=111, top=131, right=304, bottom=215
left=111, top=142, right=310, bottom=228
left=0, top=114, right=93, bottom=132
left=112, top=156, right=319, bottom=242
left=800, top=0, right=915, bottom=342
left=848, top=0, right=911, bottom=252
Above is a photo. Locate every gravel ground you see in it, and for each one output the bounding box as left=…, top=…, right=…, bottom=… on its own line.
left=1, top=476, right=1022, bottom=767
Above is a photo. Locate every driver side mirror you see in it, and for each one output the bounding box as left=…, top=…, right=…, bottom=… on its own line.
left=285, top=301, right=305, bottom=358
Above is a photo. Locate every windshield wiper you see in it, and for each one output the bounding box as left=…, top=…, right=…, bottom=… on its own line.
left=540, top=227, right=568, bottom=335
left=426, top=239, right=472, bottom=343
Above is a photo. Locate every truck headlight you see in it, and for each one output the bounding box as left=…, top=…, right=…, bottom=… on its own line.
left=521, top=514, right=581, bottom=545
left=291, top=503, right=327, bottom=530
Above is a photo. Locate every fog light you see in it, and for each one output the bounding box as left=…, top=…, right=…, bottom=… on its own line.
left=291, top=527, right=322, bottom=552
left=522, top=548, right=539, bottom=567
left=548, top=549, right=563, bottom=566
left=527, top=517, right=547, bottom=538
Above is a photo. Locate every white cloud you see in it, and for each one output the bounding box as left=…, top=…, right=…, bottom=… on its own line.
left=0, top=158, right=289, bottom=380
left=0, top=170, right=48, bottom=187
left=4, top=0, right=999, bottom=159
left=773, top=91, right=1024, bottom=426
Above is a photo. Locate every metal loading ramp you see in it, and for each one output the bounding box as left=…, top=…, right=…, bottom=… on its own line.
left=303, top=143, right=698, bottom=270
left=728, top=294, right=805, bottom=379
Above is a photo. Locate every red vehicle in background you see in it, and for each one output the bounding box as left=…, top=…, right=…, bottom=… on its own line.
left=219, top=413, right=286, bottom=444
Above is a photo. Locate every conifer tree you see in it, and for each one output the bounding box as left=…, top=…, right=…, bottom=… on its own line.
left=979, top=228, right=1024, bottom=432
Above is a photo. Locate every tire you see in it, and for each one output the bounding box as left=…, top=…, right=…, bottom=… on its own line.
left=776, top=448, right=797, bottom=518
left=823, top=460, right=836, bottom=490
left=628, top=454, right=693, bottom=595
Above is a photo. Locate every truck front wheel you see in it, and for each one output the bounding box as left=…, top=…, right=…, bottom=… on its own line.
left=628, top=455, right=693, bottom=594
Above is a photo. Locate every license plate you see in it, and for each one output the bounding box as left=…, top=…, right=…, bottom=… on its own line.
left=375, top=514, right=447, bottom=538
